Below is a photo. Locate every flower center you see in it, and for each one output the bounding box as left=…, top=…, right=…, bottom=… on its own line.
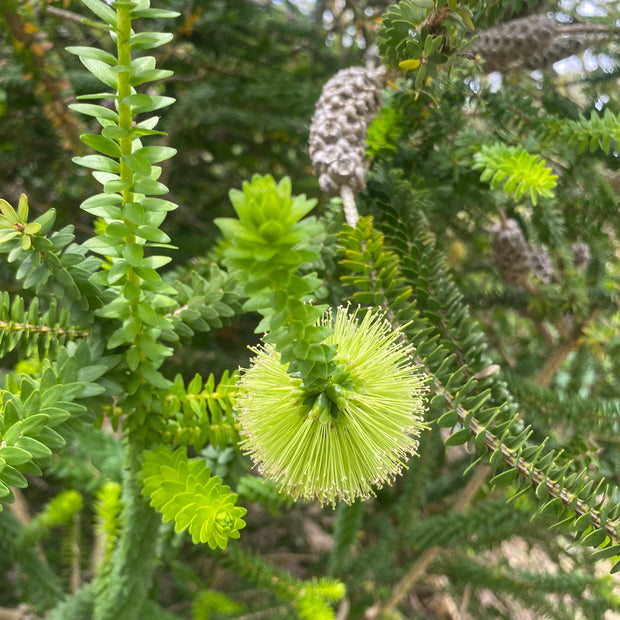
left=302, top=364, right=365, bottom=425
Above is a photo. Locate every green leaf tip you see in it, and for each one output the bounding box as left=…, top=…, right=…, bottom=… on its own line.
left=216, top=174, right=317, bottom=246
left=141, top=445, right=247, bottom=549
left=473, top=143, right=558, bottom=206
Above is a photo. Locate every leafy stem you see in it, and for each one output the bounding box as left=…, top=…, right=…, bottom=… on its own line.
left=116, top=3, right=134, bottom=209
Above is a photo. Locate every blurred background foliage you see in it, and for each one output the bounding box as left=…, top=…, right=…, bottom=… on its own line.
left=0, top=0, right=345, bottom=251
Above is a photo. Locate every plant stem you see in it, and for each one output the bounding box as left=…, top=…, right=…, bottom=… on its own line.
left=367, top=464, right=491, bottom=617
left=533, top=336, right=579, bottom=387
left=340, top=185, right=359, bottom=227
left=93, top=443, right=160, bottom=620
left=116, top=2, right=134, bottom=209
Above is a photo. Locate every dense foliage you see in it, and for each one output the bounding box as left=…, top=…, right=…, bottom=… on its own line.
left=1, top=0, right=620, bottom=618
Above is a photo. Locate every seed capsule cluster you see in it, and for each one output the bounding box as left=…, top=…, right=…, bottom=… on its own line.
left=473, top=14, right=558, bottom=73
left=528, top=243, right=553, bottom=283
left=490, top=218, right=532, bottom=284
left=490, top=220, right=596, bottom=285
left=308, top=55, right=385, bottom=225
left=473, top=14, right=611, bottom=73
left=571, top=241, right=591, bottom=270
left=524, top=33, right=588, bottom=70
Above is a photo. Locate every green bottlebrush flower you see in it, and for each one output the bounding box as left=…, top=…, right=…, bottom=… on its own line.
left=237, top=306, right=428, bottom=507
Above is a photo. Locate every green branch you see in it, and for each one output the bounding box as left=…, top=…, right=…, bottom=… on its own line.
left=338, top=189, right=620, bottom=569
left=472, top=143, right=558, bottom=206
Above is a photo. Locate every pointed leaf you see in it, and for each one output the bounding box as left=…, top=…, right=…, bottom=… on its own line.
left=66, top=46, right=117, bottom=65
left=80, top=0, right=118, bottom=26
left=444, top=427, right=471, bottom=447
left=128, top=32, right=173, bottom=50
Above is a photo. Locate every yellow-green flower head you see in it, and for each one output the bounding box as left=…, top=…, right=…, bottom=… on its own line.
left=237, top=306, right=428, bottom=507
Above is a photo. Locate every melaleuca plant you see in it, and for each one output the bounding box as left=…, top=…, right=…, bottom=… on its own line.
left=3, top=0, right=620, bottom=619
left=215, top=175, right=427, bottom=506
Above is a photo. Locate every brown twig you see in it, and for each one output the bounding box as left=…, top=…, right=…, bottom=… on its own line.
left=8, top=489, right=51, bottom=570
left=532, top=336, right=580, bottom=387
left=533, top=310, right=597, bottom=387
left=0, top=606, right=40, bottom=620
left=44, top=5, right=88, bottom=24
left=340, top=186, right=359, bottom=228
left=365, top=464, right=492, bottom=618
left=69, top=512, right=82, bottom=592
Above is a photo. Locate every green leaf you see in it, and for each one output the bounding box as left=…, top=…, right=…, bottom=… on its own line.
left=17, top=194, right=28, bottom=221
left=444, top=427, right=470, bottom=446
left=134, top=266, right=161, bottom=282
left=131, top=127, right=167, bottom=138
left=95, top=296, right=131, bottom=319
left=128, top=32, right=173, bottom=50
left=21, top=414, right=50, bottom=434
left=80, top=0, right=118, bottom=27
left=16, top=436, right=52, bottom=459
left=132, top=178, right=168, bottom=195
left=104, top=179, right=131, bottom=193
left=82, top=235, right=123, bottom=253
left=69, top=103, right=119, bottom=122
left=1, top=446, right=33, bottom=466
left=0, top=230, right=20, bottom=243
left=123, top=202, right=145, bottom=225
left=581, top=527, right=607, bottom=548
left=130, top=8, right=180, bottom=18
left=129, top=69, right=174, bottom=87
left=122, top=316, right=142, bottom=341
left=102, top=126, right=130, bottom=140
left=81, top=192, right=123, bottom=210
left=591, top=544, right=620, bottom=561
left=136, top=304, right=158, bottom=326
left=141, top=198, right=176, bottom=212
left=573, top=512, right=592, bottom=531
left=107, top=326, right=129, bottom=349
left=2, top=421, right=23, bottom=446
left=121, top=94, right=175, bottom=113
left=135, top=226, right=170, bottom=243
left=135, top=146, right=177, bottom=163
left=123, top=243, right=144, bottom=266
left=490, top=468, right=518, bottom=487
left=106, top=221, right=132, bottom=238
left=76, top=91, right=118, bottom=100
left=1, top=463, right=27, bottom=488
left=141, top=363, right=172, bottom=389
left=122, top=154, right=152, bottom=176
left=66, top=46, right=117, bottom=65
left=144, top=255, right=171, bottom=269
left=73, top=155, right=120, bottom=173
left=0, top=198, right=17, bottom=220
left=126, top=345, right=141, bottom=371
left=80, top=133, right=122, bottom=157
left=108, top=259, right=130, bottom=284
left=80, top=57, right=119, bottom=89
left=539, top=496, right=563, bottom=516
left=436, top=408, right=457, bottom=426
